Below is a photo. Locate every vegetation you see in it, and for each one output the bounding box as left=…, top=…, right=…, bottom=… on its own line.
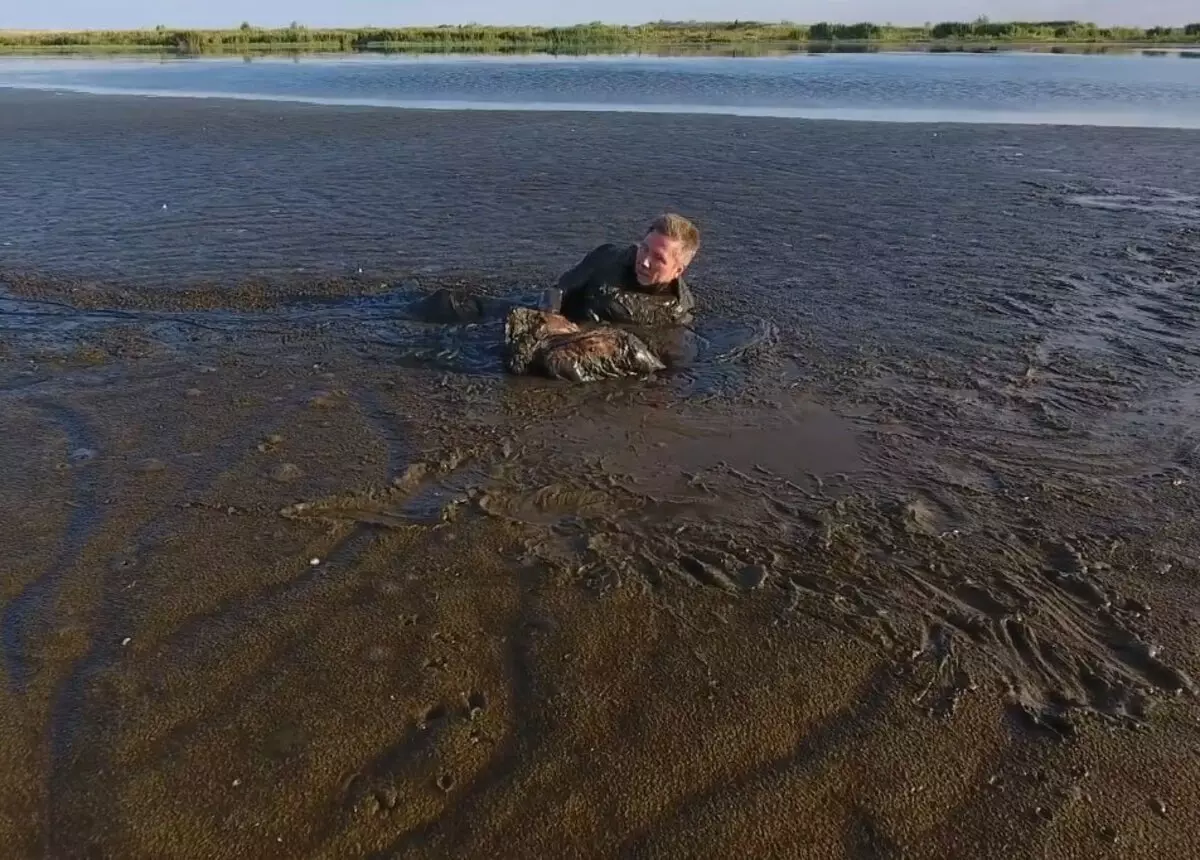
left=1, top=20, right=1198, bottom=53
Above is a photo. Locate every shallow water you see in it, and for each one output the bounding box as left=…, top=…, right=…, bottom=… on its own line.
left=2, top=50, right=1200, bottom=127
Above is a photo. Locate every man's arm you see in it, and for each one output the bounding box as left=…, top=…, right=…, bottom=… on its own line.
left=673, top=277, right=697, bottom=323
left=555, top=244, right=615, bottom=319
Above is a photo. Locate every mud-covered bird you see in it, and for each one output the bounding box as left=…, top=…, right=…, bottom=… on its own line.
left=503, top=307, right=665, bottom=383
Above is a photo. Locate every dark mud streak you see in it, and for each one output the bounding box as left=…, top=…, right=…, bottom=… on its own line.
left=929, top=734, right=1058, bottom=858
left=129, top=522, right=376, bottom=762
left=42, top=416, right=282, bottom=858
left=356, top=388, right=412, bottom=482
left=619, top=665, right=903, bottom=858
left=1, top=399, right=103, bottom=692
left=845, top=804, right=903, bottom=860
left=309, top=713, right=447, bottom=855
left=117, top=524, right=383, bottom=858
left=0, top=375, right=55, bottom=395
left=362, top=572, right=543, bottom=859
left=159, top=524, right=377, bottom=666
left=137, top=630, right=313, bottom=766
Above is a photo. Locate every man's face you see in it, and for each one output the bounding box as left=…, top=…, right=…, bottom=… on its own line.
left=635, top=231, right=688, bottom=287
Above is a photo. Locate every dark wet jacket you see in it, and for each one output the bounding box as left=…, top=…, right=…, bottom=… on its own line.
left=556, top=243, right=696, bottom=327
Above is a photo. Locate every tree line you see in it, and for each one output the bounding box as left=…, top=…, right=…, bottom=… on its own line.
left=2, top=20, right=1199, bottom=51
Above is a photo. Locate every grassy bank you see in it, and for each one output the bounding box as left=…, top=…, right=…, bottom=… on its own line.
left=1, top=20, right=1199, bottom=53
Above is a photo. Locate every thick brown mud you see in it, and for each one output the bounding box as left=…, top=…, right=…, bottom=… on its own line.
left=2, top=90, right=1200, bottom=857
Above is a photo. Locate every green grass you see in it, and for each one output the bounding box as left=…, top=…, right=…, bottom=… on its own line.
left=1, top=20, right=1197, bottom=53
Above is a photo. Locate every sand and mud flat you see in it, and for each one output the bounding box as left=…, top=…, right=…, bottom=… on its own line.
left=2, top=89, right=1200, bottom=857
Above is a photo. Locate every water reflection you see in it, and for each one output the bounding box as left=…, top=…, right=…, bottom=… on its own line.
left=805, top=42, right=880, bottom=54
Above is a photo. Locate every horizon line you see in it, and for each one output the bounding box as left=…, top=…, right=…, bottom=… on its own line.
left=4, top=18, right=1196, bottom=32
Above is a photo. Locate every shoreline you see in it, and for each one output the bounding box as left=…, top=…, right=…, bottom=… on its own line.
left=2, top=40, right=1199, bottom=59
left=3, top=84, right=1200, bottom=131
left=3, top=20, right=1200, bottom=52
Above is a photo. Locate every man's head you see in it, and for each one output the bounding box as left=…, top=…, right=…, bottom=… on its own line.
left=635, top=213, right=699, bottom=287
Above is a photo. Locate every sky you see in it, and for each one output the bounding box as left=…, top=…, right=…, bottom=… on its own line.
left=6, top=1, right=1194, bottom=30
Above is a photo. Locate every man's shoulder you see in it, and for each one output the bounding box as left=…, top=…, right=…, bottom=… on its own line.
left=674, top=275, right=696, bottom=305
left=564, top=243, right=635, bottom=286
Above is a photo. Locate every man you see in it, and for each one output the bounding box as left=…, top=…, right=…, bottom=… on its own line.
left=551, top=213, right=699, bottom=327
left=407, top=213, right=700, bottom=380
left=409, top=212, right=700, bottom=327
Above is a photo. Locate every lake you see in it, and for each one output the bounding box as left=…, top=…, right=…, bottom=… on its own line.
left=1, top=49, right=1198, bottom=127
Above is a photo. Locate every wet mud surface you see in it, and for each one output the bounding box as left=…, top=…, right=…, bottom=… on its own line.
left=2, top=90, right=1200, bottom=857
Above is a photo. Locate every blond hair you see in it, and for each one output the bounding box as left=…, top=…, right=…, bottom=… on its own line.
left=647, top=213, right=700, bottom=264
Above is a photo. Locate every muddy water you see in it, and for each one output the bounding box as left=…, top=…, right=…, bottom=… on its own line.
left=3, top=90, right=1200, bottom=857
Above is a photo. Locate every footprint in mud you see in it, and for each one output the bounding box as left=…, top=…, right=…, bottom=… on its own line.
left=775, top=491, right=1198, bottom=733
left=912, top=623, right=977, bottom=719
left=1042, top=540, right=1086, bottom=575
left=668, top=549, right=775, bottom=594
left=1040, top=540, right=1112, bottom=609
left=359, top=785, right=401, bottom=818
left=280, top=452, right=483, bottom=528
left=953, top=582, right=1011, bottom=619
left=1105, top=629, right=1196, bottom=697
left=421, top=704, right=449, bottom=728
left=264, top=722, right=310, bottom=760
left=465, top=691, right=487, bottom=720
left=678, top=555, right=740, bottom=593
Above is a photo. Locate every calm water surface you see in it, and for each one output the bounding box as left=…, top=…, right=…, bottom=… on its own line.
left=0, top=51, right=1198, bottom=127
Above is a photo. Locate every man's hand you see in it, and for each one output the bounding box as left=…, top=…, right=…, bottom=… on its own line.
left=538, top=287, right=563, bottom=313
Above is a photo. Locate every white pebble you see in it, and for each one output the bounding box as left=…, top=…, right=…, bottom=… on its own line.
left=310, top=558, right=321, bottom=566
left=121, top=637, right=132, bottom=646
